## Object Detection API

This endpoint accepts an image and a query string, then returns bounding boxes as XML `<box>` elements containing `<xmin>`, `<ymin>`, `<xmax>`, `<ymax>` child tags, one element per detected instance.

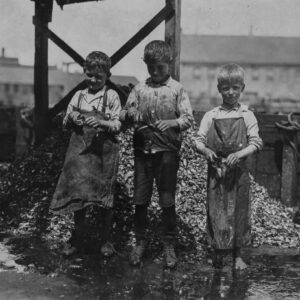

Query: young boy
<box><xmin>120</xmin><ymin>40</ymin><xmax>193</xmax><ymax>268</ymax></box>
<box><xmin>51</xmin><ymin>51</ymin><xmax>121</xmax><ymax>257</ymax></box>
<box><xmin>194</xmin><ymin>63</ymin><xmax>263</xmax><ymax>270</ymax></box>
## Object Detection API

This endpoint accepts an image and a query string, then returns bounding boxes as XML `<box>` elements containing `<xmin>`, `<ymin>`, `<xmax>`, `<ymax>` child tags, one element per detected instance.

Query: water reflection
<box><xmin>205</xmin><ymin>270</ymin><xmax>248</xmax><ymax>300</ymax></box>
<box><xmin>130</xmin><ymin>265</ymin><xmax>249</xmax><ymax>300</ymax></box>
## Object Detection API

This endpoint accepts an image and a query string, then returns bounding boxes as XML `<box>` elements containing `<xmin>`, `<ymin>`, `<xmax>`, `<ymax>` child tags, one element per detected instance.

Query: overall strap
<box><xmin>237</xmin><ymin>104</ymin><xmax>247</xmax><ymax>118</ymax></box>
<box><xmin>77</xmin><ymin>91</ymin><xmax>85</xmax><ymax>109</ymax></box>
<box><xmin>101</xmin><ymin>87</ymin><xmax>109</xmax><ymax>114</ymax></box>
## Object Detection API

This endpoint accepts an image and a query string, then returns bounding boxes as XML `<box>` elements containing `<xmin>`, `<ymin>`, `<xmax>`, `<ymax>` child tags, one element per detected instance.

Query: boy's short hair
<box><xmin>217</xmin><ymin>63</ymin><xmax>245</xmax><ymax>85</ymax></box>
<box><xmin>143</xmin><ymin>40</ymin><xmax>172</xmax><ymax>64</ymax></box>
<box><xmin>84</xmin><ymin>51</ymin><xmax>111</xmax><ymax>77</ymax></box>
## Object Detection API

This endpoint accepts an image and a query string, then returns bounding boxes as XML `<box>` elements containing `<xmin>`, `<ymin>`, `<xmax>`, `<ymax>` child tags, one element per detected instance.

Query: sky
<box><xmin>1</xmin><ymin>0</ymin><xmax>300</xmax><ymax>80</ymax></box>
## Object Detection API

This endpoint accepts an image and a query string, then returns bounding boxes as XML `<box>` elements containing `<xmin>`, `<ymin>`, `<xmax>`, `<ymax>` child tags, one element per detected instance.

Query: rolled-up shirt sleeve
<box><xmin>244</xmin><ymin>111</ymin><xmax>263</xmax><ymax>151</ymax></box>
<box><xmin>107</xmin><ymin>90</ymin><xmax>122</xmax><ymax>132</ymax></box>
<box><xmin>176</xmin><ymin>88</ymin><xmax>194</xmax><ymax>131</ymax></box>
<box><xmin>63</xmin><ymin>91</ymin><xmax>80</xmax><ymax>126</ymax></box>
<box><xmin>194</xmin><ymin>111</ymin><xmax>214</xmax><ymax>148</ymax></box>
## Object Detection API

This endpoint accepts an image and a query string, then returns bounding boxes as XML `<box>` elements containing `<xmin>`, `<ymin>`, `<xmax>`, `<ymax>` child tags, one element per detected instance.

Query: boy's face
<box><xmin>146</xmin><ymin>61</ymin><xmax>170</xmax><ymax>83</ymax></box>
<box><xmin>218</xmin><ymin>80</ymin><xmax>245</xmax><ymax>107</ymax></box>
<box><xmin>85</xmin><ymin>67</ymin><xmax>107</xmax><ymax>91</ymax></box>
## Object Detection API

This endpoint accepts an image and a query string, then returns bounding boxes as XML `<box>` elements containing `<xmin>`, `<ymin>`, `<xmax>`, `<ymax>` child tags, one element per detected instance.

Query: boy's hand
<box><xmin>226</xmin><ymin>152</ymin><xmax>241</xmax><ymax>167</ymax></box>
<box><xmin>69</xmin><ymin>111</ymin><xmax>84</xmax><ymax>126</ymax></box>
<box><xmin>85</xmin><ymin>116</ymin><xmax>101</xmax><ymax>129</ymax></box>
<box><xmin>127</xmin><ymin>107</ymin><xmax>143</xmax><ymax>123</ymax></box>
<box><xmin>203</xmin><ymin>148</ymin><xmax>218</xmax><ymax>163</ymax></box>
<box><xmin>155</xmin><ymin>120</ymin><xmax>178</xmax><ymax>132</ymax></box>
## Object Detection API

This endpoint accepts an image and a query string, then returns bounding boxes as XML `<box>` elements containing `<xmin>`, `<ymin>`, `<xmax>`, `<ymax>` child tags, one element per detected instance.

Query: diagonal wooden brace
<box><xmin>110</xmin><ymin>4</ymin><xmax>174</xmax><ymax>67</ymax></box>
<box><xmin>33</xmin><ymin>16</ymin><xmax>85</xmax><ymax>66</ymax></box>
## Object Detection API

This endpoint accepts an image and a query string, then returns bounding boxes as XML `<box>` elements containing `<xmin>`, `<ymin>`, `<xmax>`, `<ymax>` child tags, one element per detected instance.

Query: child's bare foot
<box><xmin>234</xmin><ymin>257</ymin><xmax>247</xmax><ymax>270</ymax></box>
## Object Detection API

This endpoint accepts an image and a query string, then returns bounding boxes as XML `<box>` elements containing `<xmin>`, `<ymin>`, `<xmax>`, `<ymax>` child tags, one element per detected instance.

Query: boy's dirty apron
<box><xmin>51</xmin><ymin>91</ymin><xmax>119</xmax><ymax>215</ymax></box>
<box><xmin>206</xmin><ymin>110</ymin><xmax>251</xmax><ymax>249</ymax></box>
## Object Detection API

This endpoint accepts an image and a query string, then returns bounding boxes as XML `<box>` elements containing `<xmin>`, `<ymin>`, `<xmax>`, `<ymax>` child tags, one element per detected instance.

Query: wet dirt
<box><xmin>0</xmin><ymin>235</ymin><xmax>299</xmax><ymax>300</ymax></box>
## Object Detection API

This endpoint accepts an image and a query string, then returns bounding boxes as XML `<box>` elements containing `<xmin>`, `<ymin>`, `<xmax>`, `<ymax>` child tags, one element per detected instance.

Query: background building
<box><xmin>181</xmin><ymin>34</ymin><xmax>300</xmax><ymax>112</ymax></box>
<box><xmin>0</xmin><ymin>48</ymin><xmax>138</xmax><ymax>108</ymax></box>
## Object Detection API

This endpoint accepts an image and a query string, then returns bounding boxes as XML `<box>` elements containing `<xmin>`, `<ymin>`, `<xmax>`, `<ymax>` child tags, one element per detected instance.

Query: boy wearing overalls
<box><xmin>120</xmin><ymin>40</ymin><xmax>194</xmax><ymax>268</ymax></box>
<box><xmin>194</xmin><ymin>64</ymin><xmax>263</xmax><ymax>269</ymax></box>
<box><xmin>51</xmin><ymin>51</ymin><xmax>121</xmax><ymax>257</ymax></box>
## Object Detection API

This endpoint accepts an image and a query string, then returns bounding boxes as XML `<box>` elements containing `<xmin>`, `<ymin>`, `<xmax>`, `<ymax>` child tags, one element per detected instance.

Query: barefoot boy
<box><xmin>194</xmin><ymin>63</ymin><xmax>263</xmax><ymax>270</ymax></box>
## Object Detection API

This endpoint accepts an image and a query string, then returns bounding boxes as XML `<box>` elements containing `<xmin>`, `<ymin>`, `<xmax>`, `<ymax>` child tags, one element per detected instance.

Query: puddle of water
<box><xmin>0</xmin><ymin>242</ymin><xmax>26</xmax><ymax>273</ymax></box>
<box><xmin>1</xmin><ymin>233</ymin><xmax>300</xmax><ymax>300</ymax></box>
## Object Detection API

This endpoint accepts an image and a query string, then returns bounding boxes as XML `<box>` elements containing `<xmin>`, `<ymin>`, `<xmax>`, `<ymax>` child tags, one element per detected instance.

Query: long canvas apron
<box><xmin>206</xmin><ymin>109</ymin><xmax>251</xmax><ymax>249</ymax></box>
<box><xmin>50</xmin><ymin>91</ymin><xmax>119</xmax><ymax>214</ymax></box>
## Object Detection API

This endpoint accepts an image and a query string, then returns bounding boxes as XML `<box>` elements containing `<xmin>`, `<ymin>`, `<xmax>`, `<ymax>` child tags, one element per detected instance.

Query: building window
<box><xmin>193</xmin><ymin>67</ymin><xmax>202</xmax><ymax>79</ymax></box>
<box><xmin>252</xmin><ymin>68</ymin><xmax>259</xmax><ymax>81</ymax></box>
<box><xmin>208</xmin><ymin>69</ymin><xmax>215</xmax><ymax>81</ymax></box>
<box><xmin>4</xmin><ymin>83</ymin><xmax>10</xmax><ymax>93</ymax></box>
<box><xmin>13</xmin><ymin>84</ymin><xmax>19</xmax><ymax>93</ymax></box>
<box><xmin>266</xmin><ymin>69</ymin><xmax>274</xmax><ymax>82</ymax></box>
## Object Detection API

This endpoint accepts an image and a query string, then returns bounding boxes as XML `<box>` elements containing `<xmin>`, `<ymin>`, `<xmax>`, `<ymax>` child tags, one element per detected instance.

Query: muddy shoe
<box><xmin>101</xmin><ymin>242</ymin><xmax>115</xmax><ymax>258</ymax></box>
<box><xmin>129</xmin><ymin>241</ymin><xmax>146</xmax><ymax>266</ymax></box>
<box><xmin>163</xmin><ymin>243</ymin><xmax>177</xmax><ymax>268</ymax></box>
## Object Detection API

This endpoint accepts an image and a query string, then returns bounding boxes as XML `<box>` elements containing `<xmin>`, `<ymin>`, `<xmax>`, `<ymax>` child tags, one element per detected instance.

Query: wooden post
<box><xmin>281</xmin><ymin>133</ymin><xmax>298</xmax><ymax>206</ymax></box>
<box><xmin>33</xmin><ymin>0</ymin><xmax>53</xmax><ymax>144</ymax></box>
<box><xmin>165</xmin><ymin>0</ymin><xmax>181</xmax><ymax>81</ymax></box>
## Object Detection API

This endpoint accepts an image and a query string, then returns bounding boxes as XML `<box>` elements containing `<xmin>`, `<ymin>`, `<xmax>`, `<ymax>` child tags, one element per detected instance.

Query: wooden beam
<box><xmin>165</xmin><ymin>0</ymin><xmax>181</xmax><ymax>81</ymax></box>
<box><xmin>110</xmin><ymin>4</ymin><xmax>173</xmax><ymax>67</ymax></box>
<box><xmin>33</xmin><ymin>18</ymin><xmax>85</xmax><ymax>67</ymax></box>
<box><xmin>34</xmin><ymin>0</ymin><xmax>53</xmax><ymax>144</ymax></box>
<box><xmin>281</xmin><ymin>132</ymin><xmax>298</xmax><ymax>206</ymax></box>
<box><xmin>43</xmin><ymin>4</ymin><xmax>175</xmax><ymax>117</ymax></box>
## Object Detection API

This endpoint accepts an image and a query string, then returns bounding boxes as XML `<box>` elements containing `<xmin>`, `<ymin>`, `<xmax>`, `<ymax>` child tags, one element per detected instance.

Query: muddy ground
<box><xmin>0</xmin><ymin>239</ymin><xmax>299</xmax><ymax>299</ymax></box>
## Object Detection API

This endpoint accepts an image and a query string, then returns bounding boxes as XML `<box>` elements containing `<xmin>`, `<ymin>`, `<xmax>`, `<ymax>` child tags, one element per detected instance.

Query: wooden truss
<box><xmin>32</xmin><ymin>0</ymin><xmax>181</xmax><ymax>143</ymax></box>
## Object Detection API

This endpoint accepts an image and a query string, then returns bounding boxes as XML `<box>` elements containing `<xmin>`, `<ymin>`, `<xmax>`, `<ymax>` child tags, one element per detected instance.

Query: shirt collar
<box><xmin>145</xmin><ymin>76</ymin><xmax>172</xmax><ymax>87</ymax></box>
<box><xmin>83</xmin><ymin>85</ymin><xmax>106</xmax><ymax>97</ymax></box>
<box><xmin>220</xmin><ymin>103</ymin><xmax>241</xmax><ymax>111</ymax></box>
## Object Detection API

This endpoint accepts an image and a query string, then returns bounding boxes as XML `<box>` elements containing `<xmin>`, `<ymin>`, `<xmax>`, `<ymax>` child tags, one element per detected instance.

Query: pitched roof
<box><xmin>181</xmin><ymin>34</ymin><xmax>300</xmax><ymax>66</ymax></box>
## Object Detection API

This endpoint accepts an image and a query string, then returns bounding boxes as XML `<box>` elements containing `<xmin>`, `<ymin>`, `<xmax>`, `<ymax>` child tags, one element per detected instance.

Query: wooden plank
<box><xmin>36</xmin><ymin>5</ymin><xmax>174</xmax><ymax>115</ymax></box>
<box><xmin>56</xmin><ymin>0</ymin><xmax>100</xmax><ymax>7</ymax></box>
<box><xmin>165</xmin><ymin>0</ymin><xmax>181</xmax><ymax>81</ymax></box>
<box><xmin>281</xmin><ymin>133</ymin><xmax>298</xmax><ymax>206</ymax></box>
<box><xmin>34</xmin><ymin>0</ymin><xmax>53</xmax><ymax>144</ymax></box>
<box><xmin>110</xmin><ymin>4</ymin><xmax>173</xmax><ymax>67</ymax></box>
<box><xmin>33</xmin><ymin>17</ymin><xmax>85</xmax><ymax>67</ymax></box>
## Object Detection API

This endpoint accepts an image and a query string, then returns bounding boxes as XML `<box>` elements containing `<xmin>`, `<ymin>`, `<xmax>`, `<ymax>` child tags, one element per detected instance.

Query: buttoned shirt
<box><xmin>120</xmin><ymin>76</ymin><xmax>194</xmax><ymax>152</ymax></box>
<box><xmin>64</xmin><ymin>86</ymin><xmax>121</xmax><ymax>131</ymax></box>
<box><xmin>195</xmin><ymin>104</ymin><xmax>263</xmax><ymax>151</ymax></box>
